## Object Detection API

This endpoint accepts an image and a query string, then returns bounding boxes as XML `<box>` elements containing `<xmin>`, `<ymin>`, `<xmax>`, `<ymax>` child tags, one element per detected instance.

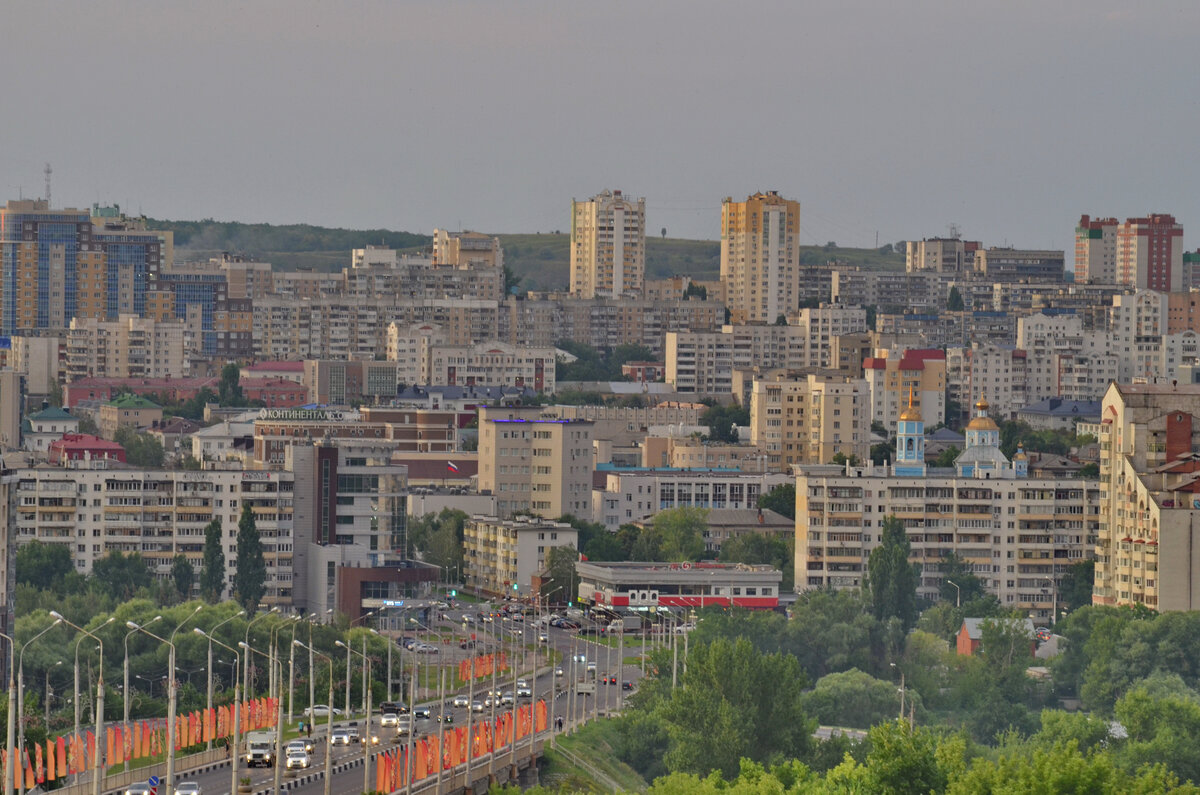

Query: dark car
<box><xmin>605</xmin><ymin>676</ymin><xmax>617</xmax><ymax>685</ymax></box>
<box><xmin>622</xmin><ymin>681</ymin><xmax>634</xmax><ymax>690</ymax></box>
<box><xmin>379</xmin><ymin>701</ymin><xmax>404</xmax><ymax>715</ymax></box>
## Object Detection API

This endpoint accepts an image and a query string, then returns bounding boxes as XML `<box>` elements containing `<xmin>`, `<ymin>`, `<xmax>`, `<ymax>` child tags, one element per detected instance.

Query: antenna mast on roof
<box><xmin>44</xmin><ymin>163</ymin><xmax>52</xmax><ymax>206</ymax></box>
<box><xmin>947</xmin><ymin>223</ymin><xmax>960</xmax><ymax>240</ymax></box>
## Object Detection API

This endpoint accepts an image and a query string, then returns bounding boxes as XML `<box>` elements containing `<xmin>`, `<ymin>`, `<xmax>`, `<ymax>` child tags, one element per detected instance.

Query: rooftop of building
<box><xmin>50</xmin><ymin>433</ymin><xmax>125</xmax><ymax>452</ymax></box>
<box><xmin>1017</xmin><ymin>398</ymin><xmax>1102</xmax><ymax>418</ymax></box>
<box><xmin>703</xmin><ymin>508</ymin><xmax>792</xmax><ymax>529</ymax></box>
<box><xmin>244</xmin><ymin>361</ymin><xmax>305</xmax><ymax>373</ymax></box>
<box><xmin>27</xmin><ymin>405</ymin><xmax>76</xmax><ymax>421</ymax></box>
<box><xmin>104</xmin><ymin>394</ymin><xmax>161</xmax><ymax>410</ymax></box>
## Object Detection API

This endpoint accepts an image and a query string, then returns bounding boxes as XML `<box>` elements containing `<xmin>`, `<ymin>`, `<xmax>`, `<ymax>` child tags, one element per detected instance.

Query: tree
<box><xmin>542</xmin><ymin>546</ymin><xmax>580</xmax><ymax>600</ymax></box>
<box><xmin>775</xmin><ymin>313</ymin><xmax>788</xmax><ymax>326</ymax></box>
<box><xmin>870</xmin><ymin>441</ymin><xmax>895</xmax><ymax>466</ymax></box>
<box><xmin>654</xmin><ymin>637</ymin><xmax>815</xmax><ymax>778</ymax></box>
<box><xmin>933</xmin><ymin>446</ymin><xmax>960</xmax><ymax>468</ymax></box>
<box><xmin>92</xmin><ymin>550</ymin><xmax>153</xmax><ymax>600</ymax></box>
<box><xmin>199</xmin><ymin>518</ymin><xmax>225</xmax><ymax>603</ymax></box>
<box><xmin>651</xmin><ymin>507</ymin><xmax>707</xmax><ymax>562</ymax></box>
<box><xmin>172</xmin><ymin>555</ymin><xmax>195</xmax><ymax>601</ymax></box>
<box><xmin>661</xmin><ymin>227</ymin><xmax>667</xmax><ymax>239</ymax></box>
<box><xmin>699</xmin><ymin>403</ymin><xmax>749</xmax><ymax>443</ymax></box>
<box><xmin>218</xmin><ymin>363</ymin><xmax>244</xmax><ymax>406</ymax></box>
<box><xmin>582</xmin><ymin>532</ymin><xmax>624</xmax><ymax>561</ymax></box>
<box><xmin>947</xmin><ymin>285</ymin><xmax>965</xmax><ymax>311</ymax></box>
<box><xmin>234</xmin><ymin>503</ymin><xmax>266</xmax><ymax>616</ymax></box>
<box><xmin>938</xmin><ymin>552</ymin><xmax>985</xmax><ymax>605</ymax></box>
<box><xmin>15</xmin><ymin>540</ymin><xmax>75</xmax><ymax>592</ymax></box>
<box><xmin>867</xmin><ymin>516</ymin><xmax>919</xmax><ymax>630</ymax></box>
<box><xmin>802</xmin><ymin>669</ymin><xmax>907</xmax><ymax>729</ymax></box>
<box><xmin>1060</xmin><ymin>559</ymin><xmax>1095</xmax><ymax>612</ymax></box>
<box><xmin>831</xmin><ymin>452</ymin><xmax>861</xmax><ymax>467</ymax></box>
<box><xmin>1079</xmin><ymin>462</ymin><xmax>1099</xmax><ymax>478</ymax></box>
<box><xmin>113</xmin><ymin>426</ymin><xmax>165</xmax><ymax>467</ymax></box>
<box><xmin>757</xmin><ymin>483</ymin><xmax>796</xmax><ymax>520</ymax></box>
<box><xmin>720</xmin><ymin>533</ymin><xmax>793</xmax><ymax>591</ymax></box>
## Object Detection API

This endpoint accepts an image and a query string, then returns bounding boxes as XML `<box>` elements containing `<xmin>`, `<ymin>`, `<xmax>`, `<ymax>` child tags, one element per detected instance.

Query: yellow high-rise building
<box><xmin>570</xmin><ymin>190</ymin><xmax>646</xmax><ymax>299</ymax></box>
<box><xmin>720</xmin><ymin>192</ymin><xmax>801</xmax><ymax>324</ymax></box>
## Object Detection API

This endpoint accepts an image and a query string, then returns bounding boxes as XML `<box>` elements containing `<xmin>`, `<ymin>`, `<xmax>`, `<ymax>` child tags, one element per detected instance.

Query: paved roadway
<box><xmin>112</xmin><ymin>604</ymin><xmax>659</xmax><ymax>795</ymax></box>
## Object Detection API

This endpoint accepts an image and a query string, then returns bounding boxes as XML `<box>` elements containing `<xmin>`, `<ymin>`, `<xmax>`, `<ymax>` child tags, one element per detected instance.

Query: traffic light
<box><xmin>512</xmin><ymin>583</ymin><xmax>519</xmax><ymax>591</ymax></box>
<box><xmin>449</xmin><ymin>589</ymin><xmax>457</xmax><ymax>597</ymax></box>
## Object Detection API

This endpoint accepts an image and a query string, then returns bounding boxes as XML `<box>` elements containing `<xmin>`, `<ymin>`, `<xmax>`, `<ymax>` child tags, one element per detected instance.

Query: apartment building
<box><xmin>721</xmin><ymin>192</ymin><xmax>802</xmax><ymax>323</ymax></box>
<box><xmin>1116</xmin><ymin>214</ymin><xmax>1184</xmax><ymax>292</ymax></box>
<box><xmin>0</xmin><ymin>200</ymin><xmax>172</xmax><ymax>335</ymax></box>
<box><xmin>431</xmin><ymin>230</ymin><xmax>504</xmax><ymax>270</ymax></box>
<box><xmin>945</xmin><ymin>344</ymin><xmax>1028</xmax><ymax>421</ymax></box>
<box><xmin>2</xmin><ymin>335</ymin><xmax>63</xmax><ymax>402</ymax></box>
<box><xmin>463</xmin><ymin>515</ymin><xmax>577</xmax><ymax>597</ymax></box>
<box><xmin>98</xmin><ymin>394</ymin><xmax>163</xmax><ymax>438</ymax></box>
<box><xmin>875</xmin><ymin>311</ymin><xmax>1017</xmax><ymax>350</ymax></box>
<box><xmin>748</xmin><ymin>372</ymin><xmax>871</xmax><ymax>470</ymax></box>
<box><xmin>906</xmin><ymin>237</ymin><xmax>980</xmax><ymax>273</ymax></box>
<box><xmin>1074</xmin><ymin>216</ymin><xmax>1119</xmax><ymax>284</ymax></box>
<box><xmin>287</xmin><ymin>440</ymin><xmax>425</xmax><ymax>618</ymax></box>
<box><xmin>476</xmin><ymin>405</ymin><xmax>594</xmax><ymax>519</ymax></box>
<box><xmin>7</xmin><ymin>464</ymin><xmax>293</xmax><ymax>604</ymax></box>
<box><xmin>386</xmin><ymin>324</ymin><xmax>557</xmax><ymax>391</ymax></box>
<box><xmin>570</xmin><ymin>190</ymin><xmax>646</xmax><ymax>299</ymax></box>
<box><xmin>665</xmin><ymin>305</ymin><xmax>867</xmax><ymax>396</ymax></box>
<box><xmin>796</xmin><ymin>401</ymin><xmax>1099</xmax><ymax>621</ymax></box>
<box><xmin>303</xmin><ymin>359</ymin><xmax>402</xmax><ymax>405</ymax></box>
<box><xmin>0</xmin><ymin>370</ymin><xmax>22</xmax><ymax>449</ymax></box>
<box><xmin>66</xmin><ymin>315</ymin><xmax>195</xmax><ymax>381</ymax></box>
<box><xmin>830</xmin><ymin>269</ymin><xmax>951</xmax><ymax>312</ymax></box>
<box><xmin>974</xmin><ymin>248</ymin><xmax>1065</xmax><ymax>283</ymax></box>
<box><xmin>1091</xmin><ymin>382</ymin><xmax>1200</xmax><ymax>611</ymax></box>
<box><xmin>862</xmin><ymin>349</ymin><xmax>946</xmax><ymax>430</ymax></box>
<box><xmin>592</xmin><ymin>469</ymin><xmax>790</xmax><ymax>530</ymax></box>
<box><xmin>640</xmin><ymin>436</ymin><xmax>768</xmax><ymax>472</ymax></box>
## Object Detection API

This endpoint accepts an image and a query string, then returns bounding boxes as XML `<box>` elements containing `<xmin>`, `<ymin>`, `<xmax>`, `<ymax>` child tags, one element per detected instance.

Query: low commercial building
<box><xmin>576</xmin><ymin>560</ymin><xmax>783</xmax><ymax>610</ymax></box>
<box><xmin>591</xmin><ymin>468</ymin><xmax>790</xmax><ymax>530</ymax></box>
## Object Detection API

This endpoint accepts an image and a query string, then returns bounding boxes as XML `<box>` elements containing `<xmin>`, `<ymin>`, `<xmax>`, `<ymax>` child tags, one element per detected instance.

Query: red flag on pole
<box><xmin>23</xmin><ymin>750</ymin><xmax>34</xmax><ymax>789</ymax></box>
<box><xmin>45</xmin><ymin>740</ymin><xmax>55</xmax><ymax>782</ymax></box>
<box><xmin>35</xmin><ymin>742</ymin><xmax>44</xmax><ymax>784</ymax></box>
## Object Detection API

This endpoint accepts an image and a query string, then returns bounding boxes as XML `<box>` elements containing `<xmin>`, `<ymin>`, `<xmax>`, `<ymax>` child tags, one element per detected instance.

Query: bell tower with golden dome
<box><xmin>956</xmin><ymin>395</ymin><xmax>1014</xmax><ymax>477</ymax></box>
<box><xmin>894</xmin><ymin>387</ymin><xmax>926</xmax><ymax>477</ymax></box>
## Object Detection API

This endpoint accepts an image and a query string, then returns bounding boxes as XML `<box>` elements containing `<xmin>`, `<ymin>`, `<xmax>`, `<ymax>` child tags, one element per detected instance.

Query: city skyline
<box><xmin>2</xmin><ymin>1</ymin><xmax>1197</xmax><ymax>252</ymax></box>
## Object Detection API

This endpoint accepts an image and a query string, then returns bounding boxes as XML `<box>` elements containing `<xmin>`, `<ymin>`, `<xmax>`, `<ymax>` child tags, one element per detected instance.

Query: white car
<box><xmin>285</xmin><ymin>749</ymin><xmax>311</xmax><ymax>770</ymax></box>
<box><xmin>380</xmin><ymin>713</ymin><xmax>399</xmax><ymax>728</ymax></box>
<box><xmin>174</xmin><ymin>783</ymin><xmax>202</xmax><ymax>795</ymax></box>
<box><xmin>470</xmin><ymin>701</ymin><xmax>484</xmax><ymax>713</ymax></box>
<box><xmin>452</xmin><ymin>695</ymin><xmax>470</xmax><ymax>708</ymax></box>
<box><xmin>330</xmin><ymin>728</ymin><xmax>351</xmax><ymax>746</ymax></box>
<box><xmin>286</xmin><ymin>740</ymin><xmax>312</xmax><ymax>756</ymax></box>
<box><xmin>304</xmin><ymin>704</ymin><xmax>341</xmax><ymax>718</ymax></box>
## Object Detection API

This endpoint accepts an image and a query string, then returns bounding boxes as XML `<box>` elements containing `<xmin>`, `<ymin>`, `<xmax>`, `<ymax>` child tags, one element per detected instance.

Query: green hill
<box><xmin>149</xmin><ymin>218</ymin><xmax>904</xmax><ymax>287</ymax></box>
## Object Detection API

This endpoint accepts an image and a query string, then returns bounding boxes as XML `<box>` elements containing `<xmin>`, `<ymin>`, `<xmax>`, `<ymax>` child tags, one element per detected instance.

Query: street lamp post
<box><xmin>346</xmin><ymin>610</ymin><xmax>377</xmax><ymax>717</ymax></box>
<box><xmin>946</xmin><ymin>579</ymin><xmax>961</xmax><ymax>608</ymax></box>
<box><xmin>244</xmin><ymin>607</ymin><xmax>278</xmax><ymax>699</ymax></box>
<box><xmin>336</xmin><ymin>641</ymin><xmax>372</xmax><ymax>795</ymax></box>
<box><xmin>124</xmin><ymin>616</ymin><xmax>161</xmax><ymax>772</ymax></box>
<box><xmin>240</xmin><ymin>642</ymin><xmax>285</xmax><ymax>795</ymax></box>
<box><xmin>294</xmin><ymin>642</ymin><xmax>333</xmax><ymax>795</ymax></box>
<box><xmin>43</xmin><ymin>661</ymin><xmax>61</xmax><ymax>733</ymax></box>
<box><xmin>127</xmin><ymin>605</ymin><xmax>199</xmax><ymax>795</ymax></box>
<box><xmin>15</xmin><ymin>617</ymin><xmax>63</xmax><ymax>795</ymax></box>
<box><xmin>270</xmin><ymin>615</ymin><xmax>299</xmax><ymax>703</ymax></box>
<box><xmin>195</xmin><ymin>630</ymin><xmax>241</xmax><ymax>795</ymax></box>
<box><xmin>0</xmin><ymin>629</ymin><xmax>18</xmax><ymax>795</ymax></box>
<box><xmin>51</xmin><ymin>613</ymin><xmax>114</xmax><ymax>795</ymax></box>
<box><xmin>203</xmin><ymin>610</ymin><xmax>244</xmax><ymax>750</ymax></box>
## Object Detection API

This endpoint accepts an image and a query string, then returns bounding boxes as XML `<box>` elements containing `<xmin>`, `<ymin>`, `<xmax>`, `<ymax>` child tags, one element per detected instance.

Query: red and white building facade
<box><xmin>1116</xmin><ymin>214</ymin><xmax>1184</xmax><ymax>292</ymax></box>
<box><xmin>576</xmin><ymin>560</ymin><xmax>783</xmax><ymax>610</ymax></box>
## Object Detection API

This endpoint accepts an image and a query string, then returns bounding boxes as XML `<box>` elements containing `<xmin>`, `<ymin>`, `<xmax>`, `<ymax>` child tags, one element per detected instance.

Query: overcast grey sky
<box><xmin>3</xmin><ymin>1</ymin><xmax>1197</xmax><ymax>251</ymax></box>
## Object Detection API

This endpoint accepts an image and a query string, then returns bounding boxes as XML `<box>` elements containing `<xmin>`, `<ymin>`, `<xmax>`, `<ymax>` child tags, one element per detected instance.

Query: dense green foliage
<box><xmin>148</xmin><ymin>217</ymin><xmax>427</xmax><ymax>266</ymax></box>
<box><xmin>997</xmin><ymin>419</ymin><xmax>1094</xmax><ymax>458</ymax></box>
<box><xmin>407</xmin><ymin>509</ymin><xmax>469</xmax><ymax>572</ymax></box>
<box><xmin>233</xmin><ymin>503</ymin><xmax>266</xmax><ymax>615</ymax></box>
<box><xmin>699</xmin><ymin>402</ymin><xmax>750</xmax><ymax>443</ymax></box>
<box><xmin>200</xmin><ymin>518</ymin><xmax>225</xmax><ymax>603</ymax></box>
<box><xmin>719</xmin><ymin>533</ymin><xmax>794</xmax><ymax>592</ymax></box>
<box><xmin>172</xmin><ymin>554</ymin><xmax>195</xmax><ymax>600</ymax></box>
<box><xmin>757</xmin><ymin>483</ymin><xmax>796</xmax><ymax>519</ymax></box>
<box><xmin>867</xmin><ymin>516</ymin><xmax>920</xmax><ymax>630</ymax></box>
<box><xmin>555</xmin><ymin>341</ymin><xmax>656</xmax><ymax>383</ymax></box>
<box><xmin>113</xmin><ymin>425</ymin><xmax>166</xmax><ymax>467</ymax></box>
